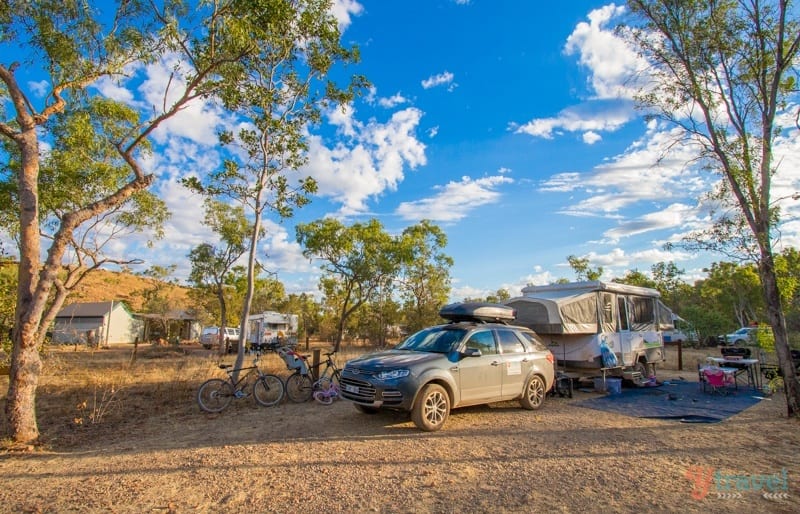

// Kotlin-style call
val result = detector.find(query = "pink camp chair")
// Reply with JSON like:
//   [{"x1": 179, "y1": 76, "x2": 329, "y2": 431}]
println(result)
[{"x1": 702, "y1": 368, "x2": 734, "y2": 395}]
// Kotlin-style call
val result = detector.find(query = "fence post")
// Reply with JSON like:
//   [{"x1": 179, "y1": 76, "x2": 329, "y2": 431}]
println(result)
[{"x1": 312, "y1": 349, "x2": 321, "y2": 379}]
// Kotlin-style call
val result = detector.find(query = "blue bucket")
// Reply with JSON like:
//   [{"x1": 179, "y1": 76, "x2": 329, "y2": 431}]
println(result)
[{"x1": 606, "y1": 378, "x2": 622, "y2": 394}]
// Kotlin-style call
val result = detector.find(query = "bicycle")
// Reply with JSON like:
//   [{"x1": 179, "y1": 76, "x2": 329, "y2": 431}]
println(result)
[
  {"x1": 312, "y1": 351, "x2": 342, "y2": 405},
  {"x1": 269, "y1": 344, "x2": 315, "y2": 403},
  {"x1": 270, "y1": 344, "x2": 341, "y2": 403},
  {"x1": 196, "y1": 355, "x2": 285, "y2": 413}
]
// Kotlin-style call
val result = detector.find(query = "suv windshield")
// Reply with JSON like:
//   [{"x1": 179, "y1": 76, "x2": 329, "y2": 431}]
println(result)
[{"x1": 396, "y1": 326, "x2": 467, "y2": 353}]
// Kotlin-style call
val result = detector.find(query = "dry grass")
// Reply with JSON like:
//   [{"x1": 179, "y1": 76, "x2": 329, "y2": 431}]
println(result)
[
  {"x1": 0, "y1": 341, "x2": 768, "y2": 450},
  {"x1": 0, "y1": 340, "x2": 368, "y2": 449},
  {"x1": 61, "y1": 268, "x2": 191, "y2": 311}
]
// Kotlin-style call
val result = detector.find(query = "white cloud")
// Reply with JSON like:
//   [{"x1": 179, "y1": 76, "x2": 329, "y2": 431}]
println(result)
[
  {"x1": 421, "y1": 71, "x2": 455, "y2": 90},
  {"x1": 378, "y1": 93, "x2": 409, "y2": 108},
  {"x1": 572, "y1": 247, "x2": 691, "y2": 273},
  {"x1": 258, "y1": 219, "x2": 314, "y2": 274},
  {"x1": 27, "y1": 80, "x2": 49, "y2": 98},
  {"x1": 449, "y1": 283, "x2": 488, "y2": 302},
  {"x1": 395, "y1": 175, "x2": 513, "y2": 222},
  {"x1": 514, "y1": 5, "x2": 646, "y2": 143},
  {"x1": 93, "y1": 75, "x2": 139, "y2": 106},
  {"x1": 514, "y1": 99, "x2": 635, "y2": 139},
  {"x1": 330, "y1": 0, "x2": 364, "y2": 32},
  {"x1": 563, "y1": 4, "x2": 644, "y2": 100},
  {"x1": 138, "y1": 55, "x2": 233, "y2": 146},
  {"x1": 544, "y1": 123, "x2": 707, "y2": 215},
  {"x1": 582, "y1": 131, "x2": 602, "y2": 144},
  {"x1": 601, "y1": 202, "x2": 698, "y2": 243},
  {"x1": 305, "y1": 107, "x2": 427, "y2": 215}
]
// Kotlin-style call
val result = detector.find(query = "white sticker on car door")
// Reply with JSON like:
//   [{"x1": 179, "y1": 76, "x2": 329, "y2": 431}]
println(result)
[{"x1": 506, "y1": 361, "x2": 521, "y2": 375}]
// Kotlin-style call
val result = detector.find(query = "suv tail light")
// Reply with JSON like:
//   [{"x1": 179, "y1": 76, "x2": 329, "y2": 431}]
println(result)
[{"x1": 546, "y1": 351, "x2": 554, "y2": 364}]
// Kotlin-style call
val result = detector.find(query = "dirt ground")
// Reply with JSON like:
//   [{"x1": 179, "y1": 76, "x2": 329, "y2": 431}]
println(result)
[{"x1": 1, "y1": 344, "x2": 799, "y2": 513}]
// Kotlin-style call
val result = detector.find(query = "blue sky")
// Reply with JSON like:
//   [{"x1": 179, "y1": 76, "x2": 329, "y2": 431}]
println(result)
[{"x1": 5, "y1": 1, "x2": 800, "y2": 303}]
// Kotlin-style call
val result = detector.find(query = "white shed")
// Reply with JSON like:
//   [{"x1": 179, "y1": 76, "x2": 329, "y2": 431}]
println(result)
[{"x1": 52, "y1": 301, "x2": 142, "y2": 345}]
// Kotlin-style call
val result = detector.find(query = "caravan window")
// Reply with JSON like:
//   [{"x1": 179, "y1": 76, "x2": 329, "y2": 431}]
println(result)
[
  {"x1": 600, "y1": 292, "x2": 616, "y2": 332},
  {"x1": 628, "y1": 296, "x2": 655, "y2": 331},
  {"x1": 617, "y1": 296, "x2": 629, "y2": 331}
]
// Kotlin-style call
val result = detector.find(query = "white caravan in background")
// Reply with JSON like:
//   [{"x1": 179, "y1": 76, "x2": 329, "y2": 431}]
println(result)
[{"x1": 505, "y1": 281, "x2": 672, "y2": 383}]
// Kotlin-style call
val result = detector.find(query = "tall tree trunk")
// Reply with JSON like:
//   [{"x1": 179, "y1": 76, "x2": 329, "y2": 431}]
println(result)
[
  {"x1": 217, "y1": 285, "x2": 227, "y2": 357},
  {"x1": 6, "y1": 125, "x2": 43, "y2": 443},
  {"x1": 759, "y1": 253, "x2": 800, "y2": 415},
  {"x1": 233, "y1": 201, "x2": 263, "y2": 379}
]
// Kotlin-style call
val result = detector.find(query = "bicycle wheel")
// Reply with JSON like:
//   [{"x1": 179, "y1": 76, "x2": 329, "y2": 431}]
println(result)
[
  {"x1": 313, "y1": 390, "x2": 334, "y2": 405},
  {"x1": 253, "y1": 374, "x2": 285, "y2": 407},
  {"x1": 197, "y1": 378, "x2": 234, "y2": 413},
  {"x1": 286, "y1": 372, "x2": 313, "y2": 402},
  {"x1": 315, "y1": 366, "x2": 340, "y2": 390}
]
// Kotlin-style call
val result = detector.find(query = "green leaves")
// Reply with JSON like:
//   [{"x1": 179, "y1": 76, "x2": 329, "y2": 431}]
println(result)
[{"x1": 297, "y1": 218, "x2": 454, "y2": 343}]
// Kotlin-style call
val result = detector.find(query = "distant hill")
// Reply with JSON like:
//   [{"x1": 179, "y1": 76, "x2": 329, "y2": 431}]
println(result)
[{"x1": 66, "y1": 269, "x2": 192, "y2": 313}]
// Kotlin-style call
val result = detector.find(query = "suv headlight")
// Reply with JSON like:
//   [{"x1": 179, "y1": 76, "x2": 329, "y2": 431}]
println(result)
[{"x1": 376, "y1": 369, "x2": 410, "y2": 380}]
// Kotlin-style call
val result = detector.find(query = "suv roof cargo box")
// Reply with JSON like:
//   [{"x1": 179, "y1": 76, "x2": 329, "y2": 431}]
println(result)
[{"x1": 439, "y1": 302, "x2": 516, "y2": 323}]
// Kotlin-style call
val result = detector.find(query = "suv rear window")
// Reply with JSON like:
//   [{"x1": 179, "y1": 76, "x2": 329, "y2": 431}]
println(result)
[
  {"x1": 519, "y1": 331, "x2": 548, "y2": 351},
  {"x1": 496, "y1": 329, "x2": 526, "y2": 353}
]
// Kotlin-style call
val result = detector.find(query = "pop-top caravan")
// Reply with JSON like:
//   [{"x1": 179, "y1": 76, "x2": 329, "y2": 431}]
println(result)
[{"x1": 505, "y1": 281, "x2": 673, "y2": 383}]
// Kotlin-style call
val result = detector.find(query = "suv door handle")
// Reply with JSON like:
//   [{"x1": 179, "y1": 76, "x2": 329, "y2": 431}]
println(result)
[{"x1": 491, "y1": 361, "x2": 500, "y2": 366}]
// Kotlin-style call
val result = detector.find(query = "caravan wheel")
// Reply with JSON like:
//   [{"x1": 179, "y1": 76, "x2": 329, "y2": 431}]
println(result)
[{"x1": 633, "y1": 361, "x2": 650, "y2": 385}]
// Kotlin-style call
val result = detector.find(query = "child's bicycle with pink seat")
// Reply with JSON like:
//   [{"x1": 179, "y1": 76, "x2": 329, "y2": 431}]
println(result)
[
  {"x1": 312, "y1": 351, "x2": 341, "y2": 405},
  {"x1": 268, "y1": 343, "x2": 341, "y2": 405}
]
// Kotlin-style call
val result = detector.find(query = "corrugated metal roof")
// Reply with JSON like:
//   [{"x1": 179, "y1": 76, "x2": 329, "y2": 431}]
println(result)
[{"x1": 56, "y1": 302, "x2": 117, "y2": 318}]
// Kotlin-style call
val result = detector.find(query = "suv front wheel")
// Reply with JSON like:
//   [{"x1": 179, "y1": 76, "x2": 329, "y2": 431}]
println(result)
[{"x1": 411, "y1": 383, "x2": 450, "y2": 432}]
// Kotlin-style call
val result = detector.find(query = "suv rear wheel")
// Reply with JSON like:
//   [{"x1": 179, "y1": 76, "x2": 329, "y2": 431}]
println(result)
[
  {"x1": 520, "y1": 375, "x2": 546, "y2": 409},
  {"x1": 411, "y1": 383, "x2": 449, "y2": 432}
]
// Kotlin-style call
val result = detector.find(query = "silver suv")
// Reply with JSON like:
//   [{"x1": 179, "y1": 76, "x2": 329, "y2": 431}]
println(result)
[
  {"x1": 199, "y1": 326, "x2": 240, "y2": 351},
  {"x1": 340, "y1": 303, "x2": 555, "y2": 431}
]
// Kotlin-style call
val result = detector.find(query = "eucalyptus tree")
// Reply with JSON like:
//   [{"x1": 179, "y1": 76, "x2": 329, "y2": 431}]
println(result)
[
  {"x1": 624, "y1": 0, "x2": 800, "y2": 414},
  {"x1": 0, "y1": 0, "x2": 359, "y2": 444},
  {"x1": 188, "y1": 199, "x2": 250, "y2": 354},
  {"x1": 284, "y1": 292, "x2": 321, "y2": 349},
  {"x1": 3, "y1": 100, "x2": 169, "y2": 347},
  {"x1": 137, "y1": 265, "x2": 180, "y2": 341},
  {"x1": 567, "y1": 255, "x2": 604, "y2": 282},
  {"x1": 297, "y1": 218, "x2": 400, "y2": 351},
  {"x1": 396, "y1": 220, "x2": 453, "y2": 333},
  {"x1": 183, "y1": 0, "x2": 366, "y2": 373}
]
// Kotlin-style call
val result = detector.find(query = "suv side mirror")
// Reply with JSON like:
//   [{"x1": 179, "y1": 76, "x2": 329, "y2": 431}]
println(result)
[{"x1": 461, "y1": 347, "x2": 482, "y2": 358}]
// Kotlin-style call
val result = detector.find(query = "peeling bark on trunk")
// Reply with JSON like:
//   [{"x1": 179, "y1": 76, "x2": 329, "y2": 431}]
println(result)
[
  {"x1": 6, "y1": 117, "x2": 45, "y2": 442},
  {"x1": 759, "y1": 255, "x2": 800, "y2": 416},
  {"x1": 5, "y1": 337, "x2": 42, "y2": 444}
]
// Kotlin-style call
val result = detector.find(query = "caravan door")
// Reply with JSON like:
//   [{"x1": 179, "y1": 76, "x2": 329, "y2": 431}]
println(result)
[{"x1": 617, "y1": 296, "x2": 635, "y2": 366}]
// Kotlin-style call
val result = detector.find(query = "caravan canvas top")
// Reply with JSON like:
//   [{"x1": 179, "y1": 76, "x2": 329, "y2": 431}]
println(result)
[
  {"x1": 520, "y1": 280, "x2": 662, "y2": 297},
  {"x1": 508, "y1": 280, "x2": 673, "y2": 335}
]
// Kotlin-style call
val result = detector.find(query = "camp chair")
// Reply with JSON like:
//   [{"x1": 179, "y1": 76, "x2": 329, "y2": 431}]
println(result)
[
  {"x1": 697, "y1": 361, "x2": 707, "y2": 391},
  {"x1": 702, "y1": 368, "x2": 734, "y2": 395}
]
